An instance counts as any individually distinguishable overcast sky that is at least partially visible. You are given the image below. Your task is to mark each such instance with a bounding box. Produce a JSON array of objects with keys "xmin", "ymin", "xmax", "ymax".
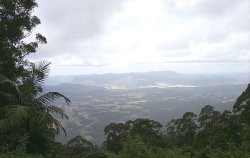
[{"xmin": 28, "ymin": 0, "xmax": 250, "ymax": 76}]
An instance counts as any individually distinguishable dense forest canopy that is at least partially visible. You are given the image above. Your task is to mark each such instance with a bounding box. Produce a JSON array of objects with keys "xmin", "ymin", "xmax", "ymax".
[{"xmin": 0, "ymin": 0, "xmax": 250, "ymax": 158}]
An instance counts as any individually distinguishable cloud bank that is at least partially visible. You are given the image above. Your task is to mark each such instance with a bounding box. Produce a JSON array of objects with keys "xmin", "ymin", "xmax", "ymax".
[{"xmin": 28, "ymin": 0, "xmax": 250, "ymax": 75}]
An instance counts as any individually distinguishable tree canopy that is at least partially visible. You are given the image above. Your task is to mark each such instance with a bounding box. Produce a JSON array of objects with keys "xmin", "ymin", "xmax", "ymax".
[
  {"xmin": 0, "ymin": 0, "xmax": 70, "ymax": 155},
  {"xmin": 0, "ymin": 0, "xmax": 46, "ymax": 80}
]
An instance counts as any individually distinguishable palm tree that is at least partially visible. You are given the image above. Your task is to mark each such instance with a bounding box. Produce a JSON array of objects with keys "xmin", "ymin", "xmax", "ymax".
[
  {"xmin": 0, "ymin": 61, "xmax": 70, "ymax": 135},
  {"xmin": 0, "ymin": 70, "xmax": 29, "ymax": 132}
]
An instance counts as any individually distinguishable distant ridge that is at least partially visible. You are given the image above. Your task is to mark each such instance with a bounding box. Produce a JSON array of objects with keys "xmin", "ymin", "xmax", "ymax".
[{"xmin": 46, "ymin": 71, "xmax": 249, "ymax": 88}]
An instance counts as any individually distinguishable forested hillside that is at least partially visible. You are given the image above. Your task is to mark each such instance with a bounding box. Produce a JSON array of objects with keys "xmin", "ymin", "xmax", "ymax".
[{"xmin": 0, "ymin": 0, "xmax": 249, "ymax": 158}]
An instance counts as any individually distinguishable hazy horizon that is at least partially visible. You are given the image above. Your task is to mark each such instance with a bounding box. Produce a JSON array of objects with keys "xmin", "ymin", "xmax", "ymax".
[{"xmin": 47, "ymin": 69, "xmax": 250, "ymax": 77}]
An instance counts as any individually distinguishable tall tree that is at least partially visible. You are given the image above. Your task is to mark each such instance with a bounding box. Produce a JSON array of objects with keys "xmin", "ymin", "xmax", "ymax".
[
  {"xmin": 104, "ymin": 118, "xmax": 163, "ymax": 153},
  {"xmin": 198, "ymin": 105, "xmax": 221, "ymax": 129},
  {"xmin": 0, "ymin": 0, "xmax": 46, "ymax": 81},
  {"xmin": 0, "ymin": 0, "xmax": 71, "ymax": 154},
  {"xmin": 166, "ymin": 112, "xmax": 197, "ymax": 146},
  {"xmin": 104, "ymin": 122, "xmax": 132, "ymax": 153}
]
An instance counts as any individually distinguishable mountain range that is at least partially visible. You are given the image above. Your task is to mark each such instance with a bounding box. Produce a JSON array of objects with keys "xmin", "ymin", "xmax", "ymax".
[{"xmin": 46, "ymin": 71, "xmax": 249, "ymax": 89}]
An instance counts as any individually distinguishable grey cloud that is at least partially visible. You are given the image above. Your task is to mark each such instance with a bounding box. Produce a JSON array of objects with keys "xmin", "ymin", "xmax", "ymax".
[
  {"xmin": 64, "ymin": 63, "xmax": 111, "ymax": 67},
  {"xmin": 159, "ymin": 59, "xmax": 248, "ymax": 64},
  {"xmin": 28, "ymin": 0, "xmax": 249, "ymax": 75},
  {"xmin": 165, "ymin": 0, "xmax": 248, "ymax": 18},
  {"xmin": 158, "ymin": 0, "xmax": 249, "ymax": 60},
  {"xmin": 164, "ymin": 0, "xmax": 249, "ymax": 39},
  {"xmin": 33, "ymin": 0, "xmax": 124, "ymax": 58},
  {"xmin": 38, "ymin": 0, "xmax": 124, "ymax": 37},
  {"xmin": 123, "ymin": 59, "xmax": 248, "ymax": 68}
]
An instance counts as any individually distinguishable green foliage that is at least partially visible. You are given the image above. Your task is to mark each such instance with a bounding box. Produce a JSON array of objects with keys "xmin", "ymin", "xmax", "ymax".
[
  {"xmin": 107, "ymin": 138, "xmax": 190, "ymax": 158},
  {"xmin": 166, "ymin": 112, "xmax": 198, "ymax": 146},
  {"xmin": 0, "ymin": 134, "xmax": 43, "ymax": 158},
  {"xmin": 0, "ymin": 0, "xmax": 47, "ymax": 81},
  {"xmin": 233, "ymin": 84, "xmax": 250, "ymax": 126},
  {"xmin": 198, "ymin": 105, "xmax": 221, "ymax": 129},
  {"xmin": 0, "ymin": 0, "xmax": 72, "ymax": 156},
  {"xmin": 0, "ymin": 2, "xmax": 70, "ymax": 153},
  {"xmin": 66, "ymin": 136, "xmax": 95, "ymax": 156},
  {"xmin": 118, "ymin": 138, "xmax": 149, "ymax": 158},
  {"xmin": 0, "ymin": 62, "xmax": 71, "ymax": 156},
  {"xmin": 106, "ymin": 140, "xmax": 250, "ymax": 158},
  {"xmin": 104, "ymin": 84, "xmax": 250, "ymax": 158},
  {"xmin": 104, "ymin": 118, "xmax": 164, "ymax": 153},
  {"xmin": 0, "ymin": 61, "xmax": 70, "ymax": 132}
]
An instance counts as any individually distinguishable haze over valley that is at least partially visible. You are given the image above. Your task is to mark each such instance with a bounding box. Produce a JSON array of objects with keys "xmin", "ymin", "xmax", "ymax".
[{"xmin": 46, "ymin": 71, "xmax": 249, "ymax": 144}]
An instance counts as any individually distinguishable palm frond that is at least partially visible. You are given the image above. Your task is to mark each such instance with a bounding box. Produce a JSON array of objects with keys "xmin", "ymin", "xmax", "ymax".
[
  {"xmin": 37, "ymin": 92, "xmax": 71, "ymax": 106},
  {"xmin": 0, "ymin": 77, "xmax": 17, "ymax": 92},
  {"xmin": 46, "ymin": 105, "xmax": 69, "ymax": 120},
  {"xmin": 0, "ymin": 76, "xmax": 21, "ymax": 106},
  {"xmin": 0, "ymin": 105, "xmax": 31, "ymax": 132},
  {"xmin": 0, "ymin": 91, "xmax": 17, "ymax": 104},
  {"xmin": 34, "ymin": 110, "xmax": 67, "ymax": 136},
  {"xmin": 33, "ymin": 91, "xmax": 70, "ymax": 135},
  {"xmin": 0, "ymin": 73, "xmax": 9, "ymax": 82},
  {"xmin": 0, "ymin": 62, "xmax": 71, "ymax": 137},
  {"xmin": 30, "ymin": 60, "xmax": 51, "ymax": 85},
  {"xmin": 20, "ymin": 61, "xmax": 51, "ymax": 96}
]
